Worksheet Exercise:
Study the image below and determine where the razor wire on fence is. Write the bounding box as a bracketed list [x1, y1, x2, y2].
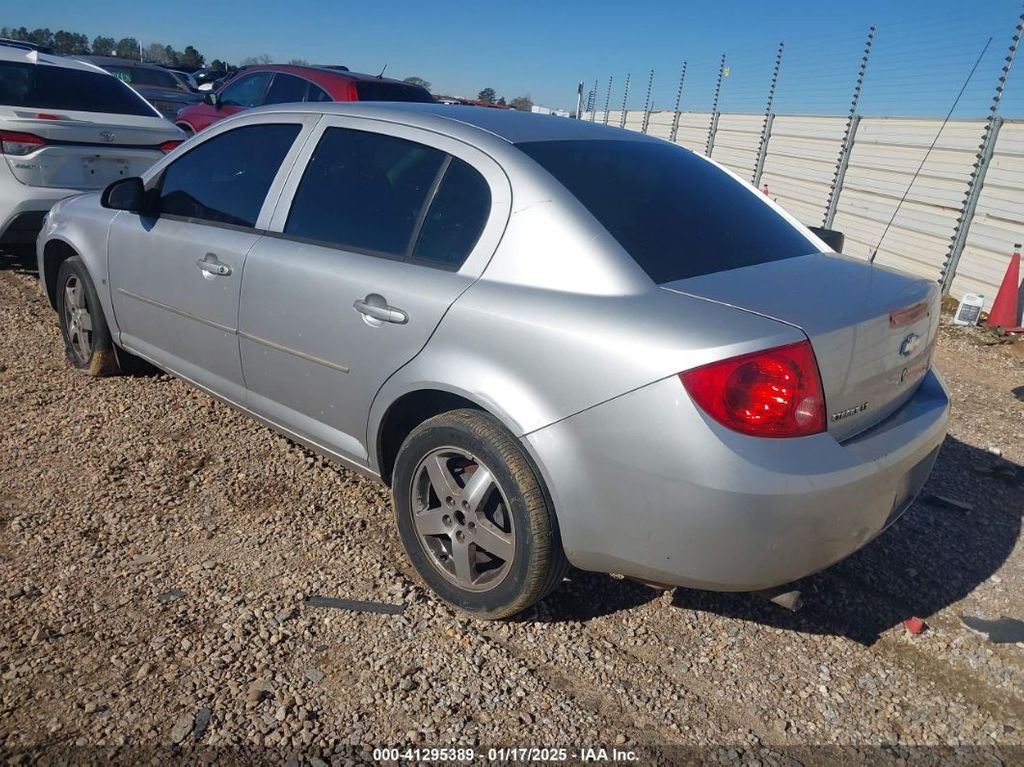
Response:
[580, 7, 1024, 310]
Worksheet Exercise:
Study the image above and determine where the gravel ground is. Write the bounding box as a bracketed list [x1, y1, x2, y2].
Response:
[1, 249, 1022, 764]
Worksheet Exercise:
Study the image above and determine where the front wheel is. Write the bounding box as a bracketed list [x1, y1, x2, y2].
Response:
[392, 409, 568, 619]
[55, 257, 120, 376]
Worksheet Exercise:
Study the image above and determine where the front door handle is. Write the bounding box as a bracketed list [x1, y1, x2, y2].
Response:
[354, 293, 408, 325]
[196, 253, 232, 277]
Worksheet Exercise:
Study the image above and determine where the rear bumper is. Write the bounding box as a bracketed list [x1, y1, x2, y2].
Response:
[0, 173, 83, 244]
[524, 369, 949, 591]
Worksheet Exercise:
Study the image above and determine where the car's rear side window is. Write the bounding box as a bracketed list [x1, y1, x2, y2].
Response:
[517, 139, 817, 283]
[264, 73, 308, 105]
[0, 61, 156, 116]
[411, 158, 491, 269]
[354, 81, 434, 103]
[284, 127, 446, 257]
[159, 123, 301, 228]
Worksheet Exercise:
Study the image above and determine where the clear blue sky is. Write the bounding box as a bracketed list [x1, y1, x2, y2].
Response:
[16, 0, 1024, 117]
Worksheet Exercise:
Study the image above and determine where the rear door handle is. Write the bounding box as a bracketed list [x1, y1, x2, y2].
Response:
[354, 293, 408, 325]
[196, 253, 232, 277]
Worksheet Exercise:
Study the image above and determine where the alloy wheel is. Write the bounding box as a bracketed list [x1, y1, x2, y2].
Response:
[62, 275, 93, 364]
[411, 447, 516, 592]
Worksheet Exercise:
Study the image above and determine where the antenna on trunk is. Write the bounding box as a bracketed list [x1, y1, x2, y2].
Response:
[869, 37, 993, 263]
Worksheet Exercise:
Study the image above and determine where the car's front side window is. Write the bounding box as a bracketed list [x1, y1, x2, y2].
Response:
[158, 123, 301, 228]
[284, 127, 447, 257]
[219, 72, 273, 107]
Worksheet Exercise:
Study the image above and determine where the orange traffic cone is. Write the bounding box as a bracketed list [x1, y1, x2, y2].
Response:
[984, 244, 1023, 331]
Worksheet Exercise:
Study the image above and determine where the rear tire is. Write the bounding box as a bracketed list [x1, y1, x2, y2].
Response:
[392, 409, 569, 619]
[55, 257, 120, 377]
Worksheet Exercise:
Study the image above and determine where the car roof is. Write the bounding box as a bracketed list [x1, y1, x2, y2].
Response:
[75, 56, 171, 71]
[238, 64, 413, 86]
[243, 101, 659, 145]
[0, 45, 111, 76]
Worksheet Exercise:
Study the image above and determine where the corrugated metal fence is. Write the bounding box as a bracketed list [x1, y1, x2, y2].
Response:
[587, 109, 1023, 310]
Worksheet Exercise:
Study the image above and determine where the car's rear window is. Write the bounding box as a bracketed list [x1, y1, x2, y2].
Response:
[105, 65, 181, 90]
[517, 139, 817, 283]
[354, 81, 434, 103]
[0, 61, 156, 116]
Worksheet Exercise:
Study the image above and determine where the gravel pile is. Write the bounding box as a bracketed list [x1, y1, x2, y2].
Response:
[1, 254, 1022, 762]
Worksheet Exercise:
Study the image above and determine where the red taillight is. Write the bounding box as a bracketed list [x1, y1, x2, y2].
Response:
[680, 340, 826, 438]
[0, 130, 46, 156]
[158, 140, 183, 153]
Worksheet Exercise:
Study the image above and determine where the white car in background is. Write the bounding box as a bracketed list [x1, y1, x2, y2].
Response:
[0, 44, 185, 246]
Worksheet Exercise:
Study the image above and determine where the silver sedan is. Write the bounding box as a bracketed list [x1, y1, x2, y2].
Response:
[37, 103, 949, 618]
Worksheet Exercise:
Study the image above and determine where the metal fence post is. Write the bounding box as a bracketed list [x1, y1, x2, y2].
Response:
[823, 115, 860, 229]
[619, 73, 631, 129]
[641, 69, 655, 134]
[669, 62, 687, 143]
[602, 76, 613, 125]
[941, 12, 1022, 293]
[752, 42, 784, 187]
[705, 54, 727, 156]
[752, 114, 775, 189]
[823, 25, 875, 229]
[941, 115, 1007, 292]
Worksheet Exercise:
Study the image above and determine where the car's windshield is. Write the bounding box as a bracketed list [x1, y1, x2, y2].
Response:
[0, 61, 157, 116]
[517, 139, 818, 283]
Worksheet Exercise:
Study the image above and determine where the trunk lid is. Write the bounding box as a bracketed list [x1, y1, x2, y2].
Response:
[662, 253, 939, 441]
[2, 109, 182, 189]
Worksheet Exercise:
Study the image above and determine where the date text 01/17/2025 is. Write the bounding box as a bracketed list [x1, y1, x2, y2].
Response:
[371, 746, 640, 762]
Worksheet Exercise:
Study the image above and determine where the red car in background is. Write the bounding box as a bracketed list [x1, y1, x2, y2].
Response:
[174, 64, 434, 134]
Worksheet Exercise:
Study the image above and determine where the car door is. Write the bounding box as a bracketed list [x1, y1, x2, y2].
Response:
[238, 118, 511, 466]
[107, 114, 314, 402]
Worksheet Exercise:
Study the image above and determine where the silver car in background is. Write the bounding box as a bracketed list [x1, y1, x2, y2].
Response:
[37, 103, 949, 618]
[0, 44, 185, 247]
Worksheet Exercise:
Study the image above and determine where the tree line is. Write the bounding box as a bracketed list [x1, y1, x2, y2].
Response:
[4, 25, 536, 106]
[476, 88, 533, 111]
[1, 26, 231, 71]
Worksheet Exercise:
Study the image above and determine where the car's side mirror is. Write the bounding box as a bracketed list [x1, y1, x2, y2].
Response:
[808, 226, 845, 253]
[203, 91, 219, 108]
[101, 177, 154, 215]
